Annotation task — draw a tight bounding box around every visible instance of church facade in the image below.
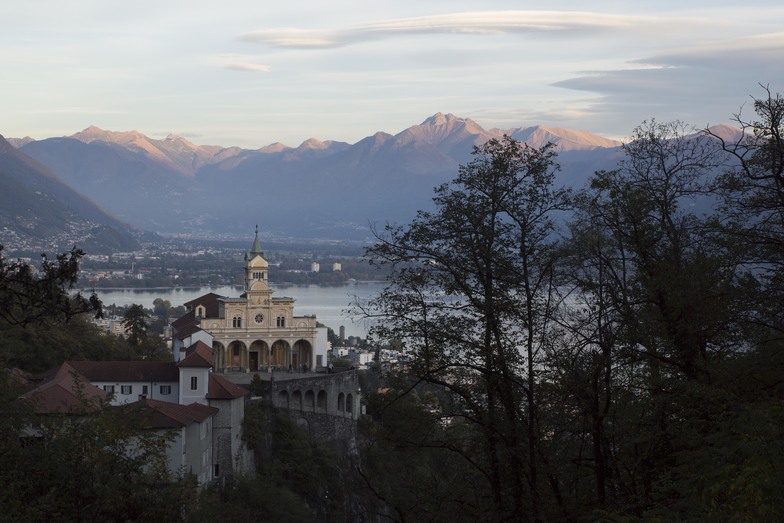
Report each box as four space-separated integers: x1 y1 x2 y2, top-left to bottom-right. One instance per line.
172 227 328 373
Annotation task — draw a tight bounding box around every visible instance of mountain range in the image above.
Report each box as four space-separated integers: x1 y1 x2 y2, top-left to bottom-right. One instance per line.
3 113 727 251
0 135 142 254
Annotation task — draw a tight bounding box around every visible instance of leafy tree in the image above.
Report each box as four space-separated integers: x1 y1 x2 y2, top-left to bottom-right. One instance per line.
0 245 102 328
358 375 490 521
359 136 570 520
577 119 735 382
240 402 348 521
0 315 129 372
708 85 784 335
120 303 169 360
122 303 149 347
152 297 172 318
249 372 264 396
0 247 123 371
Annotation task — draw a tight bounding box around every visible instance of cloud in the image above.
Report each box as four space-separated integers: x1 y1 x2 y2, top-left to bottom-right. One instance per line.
554 32 784 96
238 10 670 49
547 31 784 137
634 32 784 69
224 63 271 73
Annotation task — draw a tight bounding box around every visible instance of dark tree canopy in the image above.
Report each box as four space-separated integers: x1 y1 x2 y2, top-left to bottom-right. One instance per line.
0 245 102 328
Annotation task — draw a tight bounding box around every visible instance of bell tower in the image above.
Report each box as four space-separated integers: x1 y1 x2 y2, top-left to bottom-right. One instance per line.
244 225 269 292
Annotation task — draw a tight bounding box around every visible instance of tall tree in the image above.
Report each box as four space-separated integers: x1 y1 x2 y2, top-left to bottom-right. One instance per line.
555 119 754 516
708 85 784 335
360 136 570 520
122 303 150 347
579 120 734 382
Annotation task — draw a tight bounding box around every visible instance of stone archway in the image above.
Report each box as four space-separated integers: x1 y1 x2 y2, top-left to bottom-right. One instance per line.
317 390 327 411
277 390 289 409
304 390 315 411
291 390 303 410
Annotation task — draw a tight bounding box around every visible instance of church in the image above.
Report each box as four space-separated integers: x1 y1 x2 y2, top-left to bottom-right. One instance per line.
171 227 328 374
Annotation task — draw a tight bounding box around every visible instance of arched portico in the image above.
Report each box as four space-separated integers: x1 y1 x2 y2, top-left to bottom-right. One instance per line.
292 339 313 371
271 339 290 369
227 340 248 370
213 341 226 369
249 340 269 372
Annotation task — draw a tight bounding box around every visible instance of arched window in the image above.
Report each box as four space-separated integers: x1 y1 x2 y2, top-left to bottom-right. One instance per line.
232 316 242 328
277 390 289 409
317 390 327 410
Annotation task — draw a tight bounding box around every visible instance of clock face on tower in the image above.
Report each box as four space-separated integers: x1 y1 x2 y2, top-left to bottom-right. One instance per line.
254 313 264 324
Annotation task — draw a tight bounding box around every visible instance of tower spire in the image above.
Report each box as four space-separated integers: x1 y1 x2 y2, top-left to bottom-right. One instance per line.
247 225 265 259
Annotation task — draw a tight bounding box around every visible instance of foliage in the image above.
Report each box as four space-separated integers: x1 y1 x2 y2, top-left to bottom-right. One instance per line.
358 373 492 521
0 245 102 328
0 315 128 372
0 372 195 520
122 303 149 346
188 476 317 522
241 402 349 521
118 303 170 360
360 135 571 520
250 372 265 396
357 92 784 521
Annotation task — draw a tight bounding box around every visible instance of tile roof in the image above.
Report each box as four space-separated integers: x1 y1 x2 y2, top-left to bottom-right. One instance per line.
122 398 218 429
66 360 178 383
173 321 204 341
182 292 223 318
178 341 214 368
170 309 195 330
207 373 250 400
20 362 109 414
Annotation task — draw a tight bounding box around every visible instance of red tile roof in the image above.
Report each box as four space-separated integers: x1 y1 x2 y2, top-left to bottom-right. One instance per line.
207 373 249 400
183 293 223 318
178 341 214 368
170 309 195 330
173 321 204 341
20 362 109 414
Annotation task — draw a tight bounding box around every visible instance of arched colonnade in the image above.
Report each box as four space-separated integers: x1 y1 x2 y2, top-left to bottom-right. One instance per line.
213 338 313 373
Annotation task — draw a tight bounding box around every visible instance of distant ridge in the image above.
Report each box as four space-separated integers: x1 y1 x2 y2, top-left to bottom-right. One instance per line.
0 134 142 254
8 115 738 241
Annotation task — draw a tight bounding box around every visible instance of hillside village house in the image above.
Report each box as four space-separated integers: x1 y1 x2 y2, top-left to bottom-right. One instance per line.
20 344 252 485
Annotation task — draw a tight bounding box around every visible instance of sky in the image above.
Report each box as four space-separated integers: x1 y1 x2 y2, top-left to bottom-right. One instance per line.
3 1 784 149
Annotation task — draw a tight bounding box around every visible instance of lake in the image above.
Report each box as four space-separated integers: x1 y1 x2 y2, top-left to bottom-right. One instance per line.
93 281 386 339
